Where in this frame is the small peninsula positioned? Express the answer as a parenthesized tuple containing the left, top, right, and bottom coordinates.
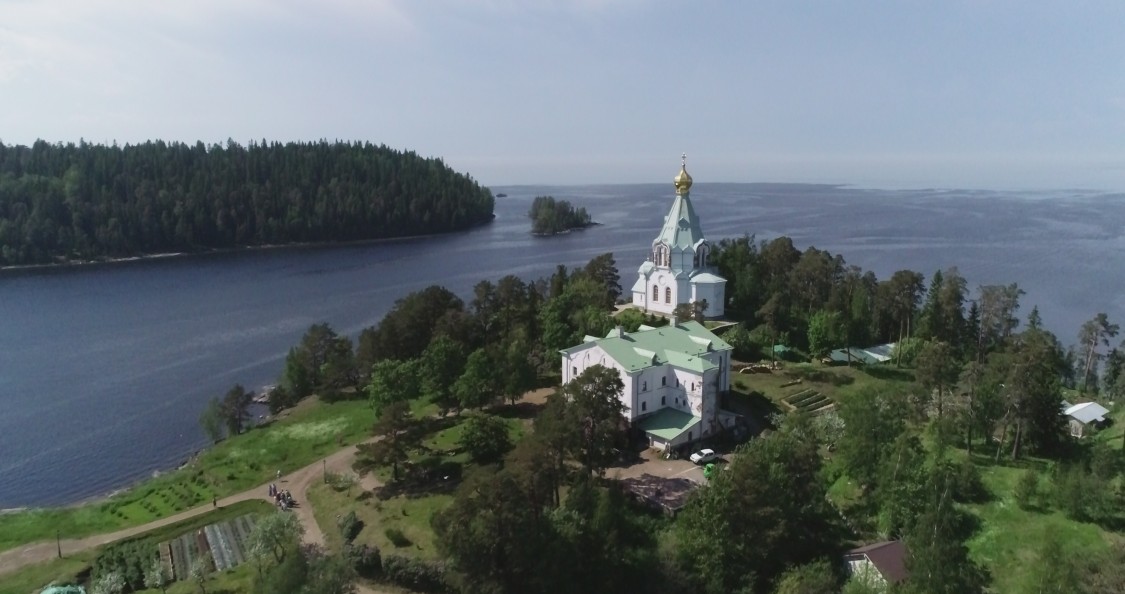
(528, 195, 595, 235)
(0, 140, 495, 266)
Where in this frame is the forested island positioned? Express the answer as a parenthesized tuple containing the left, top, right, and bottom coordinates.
(0, 140, 495, 266)
(528, 195, 594, 235)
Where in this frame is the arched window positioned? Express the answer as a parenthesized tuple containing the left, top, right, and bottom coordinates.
(661, 377, 667, 386)
(641, 401, 647, 412)
(661, 396, 666, 405)
(642, 381, 647, 391)
(572, 366, 577, 377)
(652, 285, 659, 301)
(665, 287, 671, 303)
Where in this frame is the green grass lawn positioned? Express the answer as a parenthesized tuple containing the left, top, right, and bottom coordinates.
(0, 397, 373, 553)
(315, 410, 525, 560)
(0, 500, 272, 594)
(308, 481, 453, 559)
(730, 361, 915, 415)
(966, 461, 1120, 593)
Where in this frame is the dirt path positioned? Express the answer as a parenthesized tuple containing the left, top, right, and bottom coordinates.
(0, 388, 551, 589)
(0, 437, 379, 579)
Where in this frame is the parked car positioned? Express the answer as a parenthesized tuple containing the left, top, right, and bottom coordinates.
(689, 448, 718, 464)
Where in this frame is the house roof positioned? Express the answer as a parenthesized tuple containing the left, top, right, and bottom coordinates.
(635, 408, 701, 441)
(1064, 402, 1110, 424)
(846, 540, 908, 583)
(828, 343, 897, 365)
(560, 320, 732, 374)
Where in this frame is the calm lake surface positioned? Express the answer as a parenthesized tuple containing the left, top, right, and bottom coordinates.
(1, 183, 1123, 507)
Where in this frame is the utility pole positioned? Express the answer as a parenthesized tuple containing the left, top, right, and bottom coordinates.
(56, 530, 61, 559)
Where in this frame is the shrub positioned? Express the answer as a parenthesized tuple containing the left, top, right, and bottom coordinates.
(338, 510, 362, 543)
(380, 554, 449, 593)
(952, 459, 988, 503)
(459, 414, 513, 463)
(1053, 465, 1114, 521)
(1014, 469, 1039, 510)
(345, 543, 382, 578)
(384, 527, 411, 547)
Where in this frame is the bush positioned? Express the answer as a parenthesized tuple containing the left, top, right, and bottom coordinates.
(459, 414, 513, 463)
(380, 554, 449, 593)
(337, 510, 362, 543)
(385, 527, 412, 547)
(1014, 469, 1039, 510)
(951, 459, 988, 503)
(344, 543, 382, 578)
(1053, 465, 1114, 521)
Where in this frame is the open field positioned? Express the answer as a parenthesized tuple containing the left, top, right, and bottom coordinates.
(0, 397, 372, 553)
(0, 500, 272, 594)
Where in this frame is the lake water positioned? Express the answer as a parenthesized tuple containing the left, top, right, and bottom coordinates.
(1, 183, 1123, 507)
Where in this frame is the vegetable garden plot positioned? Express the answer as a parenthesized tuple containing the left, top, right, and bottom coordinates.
(160, 514, 258, 580)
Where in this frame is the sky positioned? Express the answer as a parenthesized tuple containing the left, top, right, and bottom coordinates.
(2, 0, 1124, 189)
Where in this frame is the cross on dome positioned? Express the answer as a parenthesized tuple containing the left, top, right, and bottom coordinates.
(674, 153, 693, 195)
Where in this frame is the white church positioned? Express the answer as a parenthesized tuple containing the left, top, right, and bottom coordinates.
(630, 156, 726, 318)
(560, 159, 736, 450)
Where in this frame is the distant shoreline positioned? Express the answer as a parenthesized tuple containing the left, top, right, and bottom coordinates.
(0, 216, 496, 274)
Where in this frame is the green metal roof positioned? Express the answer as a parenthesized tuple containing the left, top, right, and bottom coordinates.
(560, 320, 732, 374)
(636, 408, 700, 440)
(655, 191, 706, 251)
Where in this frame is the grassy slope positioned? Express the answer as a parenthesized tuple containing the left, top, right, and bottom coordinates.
(0, 500, 272, 594)
(0, 397, 373, 553)
(310, 411, 525, 561)
(966, 461, 1117, 593)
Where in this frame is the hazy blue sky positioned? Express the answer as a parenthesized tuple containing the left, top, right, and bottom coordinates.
(2, 1, 1124, 189)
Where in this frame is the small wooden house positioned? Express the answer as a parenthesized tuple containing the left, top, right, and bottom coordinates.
(1063, 401, 1110, 438)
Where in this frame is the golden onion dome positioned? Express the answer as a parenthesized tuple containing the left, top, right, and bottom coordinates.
(673, 154, 693, 194)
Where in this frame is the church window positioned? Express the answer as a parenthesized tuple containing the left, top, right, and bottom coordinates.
(572, 366, 577, 377)
(665, 287, 671, 303)
(652, 285, 659, 301)
(641, 401, 647, 412)
(642, 381, 647, 391)
(661, 396, 666, 405)
(662, 377, 667, 386)
(688, 431, 693, 441)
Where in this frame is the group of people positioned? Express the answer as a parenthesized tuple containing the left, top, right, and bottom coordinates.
(268, 483, 295, 510)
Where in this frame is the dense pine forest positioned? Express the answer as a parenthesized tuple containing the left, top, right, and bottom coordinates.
(0, 140, 495, 266)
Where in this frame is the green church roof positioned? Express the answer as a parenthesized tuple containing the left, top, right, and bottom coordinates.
(655, 190, 706, 251)
(561, 320, 732, 374)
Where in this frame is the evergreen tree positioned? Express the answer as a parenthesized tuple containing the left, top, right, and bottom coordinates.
(0, 140, 495, 265)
